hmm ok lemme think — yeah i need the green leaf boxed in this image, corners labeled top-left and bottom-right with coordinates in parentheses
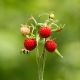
top-left (55, 49), bottom-right (63, 58)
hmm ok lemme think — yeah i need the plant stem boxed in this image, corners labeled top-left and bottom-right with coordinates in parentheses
top-left (39, 39), bottom-right (46, 80)
top-left (36, 34), bottom-right (40, 79)
top-left (36, 36), bottom-right (46, 80)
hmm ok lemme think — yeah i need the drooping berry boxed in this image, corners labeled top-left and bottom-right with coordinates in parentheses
top-left (20, 26), bottom-right (30, 36)
top-left (56, 28), bottom-right (62, 32)
top-left (24, 38), bottom-right (37, 51)
top-left (39, 26), bottom-right (52, 38)
top-left (45, 40), bottom-right (57, 52)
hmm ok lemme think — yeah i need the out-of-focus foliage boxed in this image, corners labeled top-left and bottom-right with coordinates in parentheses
top-left (0, 0), bottom-right (80, 80)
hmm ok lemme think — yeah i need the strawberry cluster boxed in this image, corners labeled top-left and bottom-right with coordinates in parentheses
top-left (20, 12), bottom-right (64, 57)
top-left (39, 26), bottom-right (57, 52)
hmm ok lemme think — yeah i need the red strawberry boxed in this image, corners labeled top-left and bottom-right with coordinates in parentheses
top-left (39, 26), bottom-right (52, 38)
top-left (45, 40), bottom-right (57, 52)
top-left (24, 38), bottom-right (37, 51)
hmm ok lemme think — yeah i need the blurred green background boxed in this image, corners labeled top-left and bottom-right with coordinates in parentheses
top-left (0, 0), bottom-right (80, 80)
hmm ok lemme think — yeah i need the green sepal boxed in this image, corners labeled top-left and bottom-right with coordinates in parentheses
top-left (55, 49), bottom-right (63, 58)
top-left (36, 23), bottom-right (46, 31)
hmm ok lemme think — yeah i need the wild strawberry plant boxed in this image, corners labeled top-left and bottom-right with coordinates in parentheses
top-left (20, 12), bottom-right (64, 80)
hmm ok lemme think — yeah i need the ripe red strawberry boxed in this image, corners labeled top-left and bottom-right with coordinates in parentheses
top-left (39, 26), bottom-right (52, 38)
top-left (24, 38), bottom-right (37, 51)
top-left (45, 40), bottom-right (57, 52)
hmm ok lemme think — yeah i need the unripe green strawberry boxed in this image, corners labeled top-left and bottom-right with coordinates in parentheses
top-left (45, 40), bottom-right (57, 52)
top-left (20, 26), bottom-right (30, 36)
top-left (24, 38), bottom-right (37, 51)
top-left (49, 14), bottom-right (55, 19)
top-left (39, 26), bottom-right (52, 38)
